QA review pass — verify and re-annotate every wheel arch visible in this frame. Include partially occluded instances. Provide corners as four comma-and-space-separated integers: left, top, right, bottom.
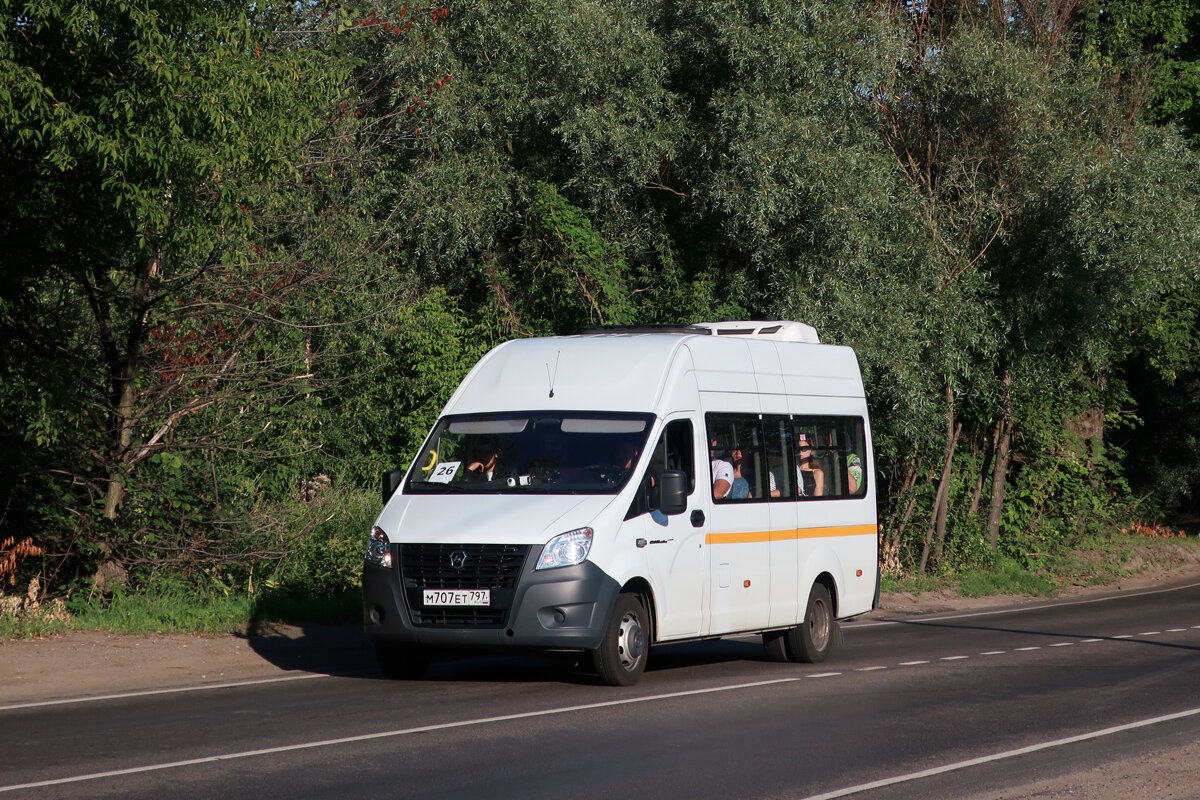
800, 545, 845, 619
813, 570, 838, 618
619, 576, 656, 643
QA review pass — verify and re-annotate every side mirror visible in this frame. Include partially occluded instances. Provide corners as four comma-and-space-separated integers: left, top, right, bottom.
658, 470, 688, 516
382, 469, 404, 505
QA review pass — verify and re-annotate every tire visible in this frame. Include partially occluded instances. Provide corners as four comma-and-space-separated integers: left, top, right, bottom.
591, 592, 650, 686
762, 582, 837, 664
375, 643, 429, 680
790, 582, 836, 663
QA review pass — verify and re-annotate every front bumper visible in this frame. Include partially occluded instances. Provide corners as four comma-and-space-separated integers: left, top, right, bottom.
362, 547, 620, 652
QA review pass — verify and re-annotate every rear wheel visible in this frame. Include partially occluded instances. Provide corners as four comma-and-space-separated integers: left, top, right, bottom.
761, 583, 836, 664
374, 643, 429, 680
791, 582, 835, 663
591, 592, 649, 686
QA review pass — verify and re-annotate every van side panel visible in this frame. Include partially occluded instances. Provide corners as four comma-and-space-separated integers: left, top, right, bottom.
777, 343, 865, 398
693, 339, 771, 634
700, 391, 774, 635
755, 344, 802, 628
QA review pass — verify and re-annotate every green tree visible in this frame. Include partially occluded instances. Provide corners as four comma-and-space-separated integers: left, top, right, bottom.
0, 1, 415, 586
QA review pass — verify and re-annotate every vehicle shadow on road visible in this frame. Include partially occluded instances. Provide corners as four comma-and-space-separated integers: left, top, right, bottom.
239, 619, 379, 679
238, 618, 773, 685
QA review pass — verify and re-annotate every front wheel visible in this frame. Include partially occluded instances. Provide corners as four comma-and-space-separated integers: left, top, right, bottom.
591, 592, 650, 686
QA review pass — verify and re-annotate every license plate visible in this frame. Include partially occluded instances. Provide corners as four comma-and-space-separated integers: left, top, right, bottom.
423, 589, 491, 606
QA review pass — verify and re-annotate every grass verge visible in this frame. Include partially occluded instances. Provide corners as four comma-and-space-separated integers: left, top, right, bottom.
0, 587, 361, 640
882, 531, 1200, 598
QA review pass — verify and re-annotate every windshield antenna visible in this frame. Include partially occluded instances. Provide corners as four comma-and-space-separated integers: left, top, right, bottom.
546, 351, 560, 398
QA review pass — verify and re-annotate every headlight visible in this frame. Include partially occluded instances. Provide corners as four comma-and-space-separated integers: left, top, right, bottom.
365, 526, 393, 567
536, 527, 593, 570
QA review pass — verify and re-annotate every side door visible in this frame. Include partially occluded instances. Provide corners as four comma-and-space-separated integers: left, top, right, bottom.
627, 416, 706, 640
703, 409, 774, 635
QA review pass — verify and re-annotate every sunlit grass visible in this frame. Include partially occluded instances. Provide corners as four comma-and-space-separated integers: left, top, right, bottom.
881, 532, 1200, 599
0, 587, 361, 639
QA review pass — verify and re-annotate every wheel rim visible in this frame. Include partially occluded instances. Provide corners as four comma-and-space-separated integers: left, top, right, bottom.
808, 596, 831, 650
617, 608, 646, 671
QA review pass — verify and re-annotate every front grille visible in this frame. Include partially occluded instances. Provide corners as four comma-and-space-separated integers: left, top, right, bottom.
399, 543, 530, 627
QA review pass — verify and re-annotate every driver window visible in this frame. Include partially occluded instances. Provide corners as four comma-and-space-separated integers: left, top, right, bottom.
627, 419, 694, 519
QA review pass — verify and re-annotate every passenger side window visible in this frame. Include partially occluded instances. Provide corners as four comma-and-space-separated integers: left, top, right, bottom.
702, 413, 868, 502
706, 413, 767, 502
792, 416, 867, 500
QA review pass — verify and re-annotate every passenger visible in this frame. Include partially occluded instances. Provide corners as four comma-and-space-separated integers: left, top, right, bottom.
710, 438, 733, 499
847, 452, 863, 494
464, 440, 501, 481
797, 434, 825, 497
609, 438, 642, 485
729, 443, 751, 499
617, 439, 641, 471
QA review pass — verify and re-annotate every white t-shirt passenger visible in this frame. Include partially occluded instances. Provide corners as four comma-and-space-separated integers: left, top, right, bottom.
711, 458, 733, 494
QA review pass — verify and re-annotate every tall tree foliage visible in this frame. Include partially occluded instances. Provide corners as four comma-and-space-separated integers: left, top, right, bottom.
2, 0, 1199, 598
0, 1, 415, 585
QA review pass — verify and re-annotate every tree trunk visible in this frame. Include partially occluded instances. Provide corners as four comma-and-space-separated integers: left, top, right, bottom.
882, 459, 921, 574
967, 424, 999, 517
920, 385, 960, 572
99, 249, 163, 521
931, 421, 962, 565
102, 376, 138, 519
986, 371, 1014, 550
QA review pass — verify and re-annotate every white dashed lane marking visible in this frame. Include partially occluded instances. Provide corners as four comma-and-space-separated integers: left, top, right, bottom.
877, 622, 1199, 673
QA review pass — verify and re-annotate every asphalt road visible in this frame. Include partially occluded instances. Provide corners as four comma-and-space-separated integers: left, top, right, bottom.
3, 581, 1200, 799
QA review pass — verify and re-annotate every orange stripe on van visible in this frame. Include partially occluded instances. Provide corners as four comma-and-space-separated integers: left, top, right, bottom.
705, 524, 878, 545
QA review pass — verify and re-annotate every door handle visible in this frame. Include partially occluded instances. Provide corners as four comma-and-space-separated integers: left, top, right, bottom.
690, 509, 705, 527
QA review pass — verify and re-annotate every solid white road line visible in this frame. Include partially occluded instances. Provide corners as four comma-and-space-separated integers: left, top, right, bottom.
797, 706, 1200, 800
0, 677, 801, 793
0, 673, 333, 712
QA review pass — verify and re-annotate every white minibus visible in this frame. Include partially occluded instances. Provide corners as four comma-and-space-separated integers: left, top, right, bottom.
363, 321, 879, 685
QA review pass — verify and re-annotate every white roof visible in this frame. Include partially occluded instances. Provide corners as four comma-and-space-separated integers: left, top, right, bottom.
441, 321, 858, 416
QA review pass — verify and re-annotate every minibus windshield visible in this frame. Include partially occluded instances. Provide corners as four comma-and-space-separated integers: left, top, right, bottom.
405, 412, 654, 495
